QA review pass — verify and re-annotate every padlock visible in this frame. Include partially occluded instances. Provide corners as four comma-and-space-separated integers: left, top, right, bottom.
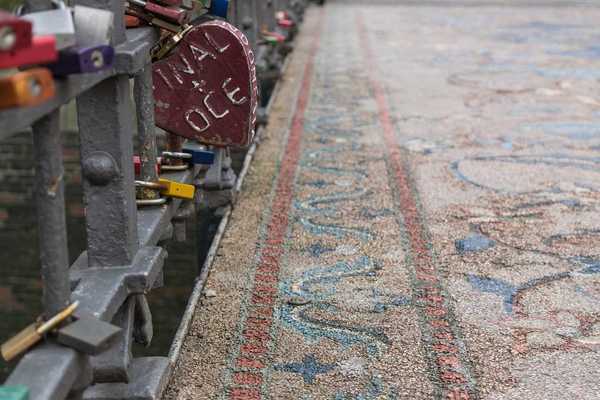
127, 0, 188, 25
0, 11, 32, 53
0, 68, 55, 110
209, 0, 229, 19
152, 20, 258, 147
56, 312, 121, 355
126, 6, 181, 33
73, 6, 114, 48
182, 147, 215, 165
161, 149, 214, 169
125, 14, 143, 28
261, 30, 285, 44
0, 35, 57, 69
1, 301, 78, 362
20, 0, 76, 51
152, 0, 182, 6
48, 45, 114, 76
134, 155, 161, 176
135, 179, 195, 200
0, 385, 28, 400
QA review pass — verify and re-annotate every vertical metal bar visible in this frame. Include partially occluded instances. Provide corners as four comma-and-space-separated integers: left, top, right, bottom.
134, 65, 160, 200
32, 111, 71, 318
75, 0, 138, 267
77, 75, 139, 267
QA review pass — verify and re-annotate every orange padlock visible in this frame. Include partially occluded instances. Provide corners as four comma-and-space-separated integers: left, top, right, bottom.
0, 68, 55, 109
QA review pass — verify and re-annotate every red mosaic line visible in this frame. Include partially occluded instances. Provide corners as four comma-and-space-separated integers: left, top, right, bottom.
228, 9, 326, 399
356, 14, 477, 400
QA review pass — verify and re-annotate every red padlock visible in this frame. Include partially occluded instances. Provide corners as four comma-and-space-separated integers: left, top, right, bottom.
128, 0, 188, 24
153, 20, 258, 148
277, 19, 294, 28
0, 11, 32, 53
134, 155, 161, 176
0, 35, 57, 69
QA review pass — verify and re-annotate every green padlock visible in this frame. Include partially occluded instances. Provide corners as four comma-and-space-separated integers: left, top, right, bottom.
0, 385, 29, 400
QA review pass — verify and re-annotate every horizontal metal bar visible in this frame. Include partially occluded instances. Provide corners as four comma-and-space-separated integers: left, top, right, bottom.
0, 28, 159, 140
5, 344, 86, 400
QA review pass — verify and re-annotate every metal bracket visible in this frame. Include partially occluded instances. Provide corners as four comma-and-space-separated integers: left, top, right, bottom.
82, 357, 170, 400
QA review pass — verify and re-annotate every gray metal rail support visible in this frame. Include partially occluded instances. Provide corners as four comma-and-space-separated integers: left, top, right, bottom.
32, 110, 72, 319
0, 0, 306, 397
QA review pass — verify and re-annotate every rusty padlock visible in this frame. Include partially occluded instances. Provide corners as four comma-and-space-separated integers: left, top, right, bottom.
152, 19, 258, 148
0, 68, 55, 110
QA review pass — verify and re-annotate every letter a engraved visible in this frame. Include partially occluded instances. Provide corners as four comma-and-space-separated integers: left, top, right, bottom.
155, 68, 173, 89
204, 30, 231, 53
204, 91, 230, 119
185, 109, 211, 132
189, 44, 217, 65
222, 78, 248, 105
176, 54, 195, 75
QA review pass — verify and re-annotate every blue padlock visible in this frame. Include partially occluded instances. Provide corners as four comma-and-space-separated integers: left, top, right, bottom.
208, 0, 229, 19
182, 148, 215, 165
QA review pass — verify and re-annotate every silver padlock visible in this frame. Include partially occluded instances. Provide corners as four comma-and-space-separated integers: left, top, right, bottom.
20, 0, 76, 50
73, 5, 114, 47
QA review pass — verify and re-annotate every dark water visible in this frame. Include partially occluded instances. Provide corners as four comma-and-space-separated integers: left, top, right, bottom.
0, 127, 206, 382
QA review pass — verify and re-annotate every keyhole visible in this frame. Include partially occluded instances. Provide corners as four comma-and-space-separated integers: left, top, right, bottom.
27, 77, 42, 98
91, 50, 104, 68
0, 27, 16, 51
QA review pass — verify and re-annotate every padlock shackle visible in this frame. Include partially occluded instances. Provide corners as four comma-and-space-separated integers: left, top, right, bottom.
37, 301, 79, 334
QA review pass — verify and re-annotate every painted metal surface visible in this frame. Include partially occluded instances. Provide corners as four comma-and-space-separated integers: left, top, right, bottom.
153, 20, 258, 148
0, 0, 303, 397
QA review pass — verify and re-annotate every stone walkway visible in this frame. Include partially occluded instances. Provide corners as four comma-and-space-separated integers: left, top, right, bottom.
165, 2, 600, 399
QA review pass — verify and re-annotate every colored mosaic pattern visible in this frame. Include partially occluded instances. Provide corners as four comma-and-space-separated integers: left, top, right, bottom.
167, 2, 600, 400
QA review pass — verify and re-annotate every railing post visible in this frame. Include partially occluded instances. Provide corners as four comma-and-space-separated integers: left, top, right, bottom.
76, 0, 139, 267
23, 0, 71, 319
32, 110, 71, 318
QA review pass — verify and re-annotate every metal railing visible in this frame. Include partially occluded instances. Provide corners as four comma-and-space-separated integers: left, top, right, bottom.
0, 0, 308, 398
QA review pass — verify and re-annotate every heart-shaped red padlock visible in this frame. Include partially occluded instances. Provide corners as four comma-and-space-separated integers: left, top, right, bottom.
153, 20, 258, 148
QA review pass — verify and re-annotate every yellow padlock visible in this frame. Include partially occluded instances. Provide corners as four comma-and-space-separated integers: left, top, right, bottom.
158, 178, 195, 200
0, 68, 55, 110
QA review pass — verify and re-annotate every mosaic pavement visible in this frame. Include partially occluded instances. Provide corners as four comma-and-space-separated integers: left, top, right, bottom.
166, 2, 600, 399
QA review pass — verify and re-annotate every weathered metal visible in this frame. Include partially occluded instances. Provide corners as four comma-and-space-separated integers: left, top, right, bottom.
0, 0, 304, 397
153, 20, 258, 148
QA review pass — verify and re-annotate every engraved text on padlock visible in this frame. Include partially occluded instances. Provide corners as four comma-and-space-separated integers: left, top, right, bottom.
153, 20, 258, 148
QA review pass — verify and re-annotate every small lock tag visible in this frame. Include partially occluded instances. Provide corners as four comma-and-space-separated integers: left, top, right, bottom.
209, 0, 230, 19
0, 68, 55, 110
158, 178, 195, 200
48, 45, 114, 76
21, 1, 76, 51
0, 35, 57, 69
153, 20, 258, 148
0, 11, 32, 53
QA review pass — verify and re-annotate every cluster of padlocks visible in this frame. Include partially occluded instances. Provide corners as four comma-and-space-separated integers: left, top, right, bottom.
0, 0, 315, 399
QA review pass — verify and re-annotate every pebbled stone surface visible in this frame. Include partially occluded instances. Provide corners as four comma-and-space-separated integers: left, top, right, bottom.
165, 1, 600, 399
